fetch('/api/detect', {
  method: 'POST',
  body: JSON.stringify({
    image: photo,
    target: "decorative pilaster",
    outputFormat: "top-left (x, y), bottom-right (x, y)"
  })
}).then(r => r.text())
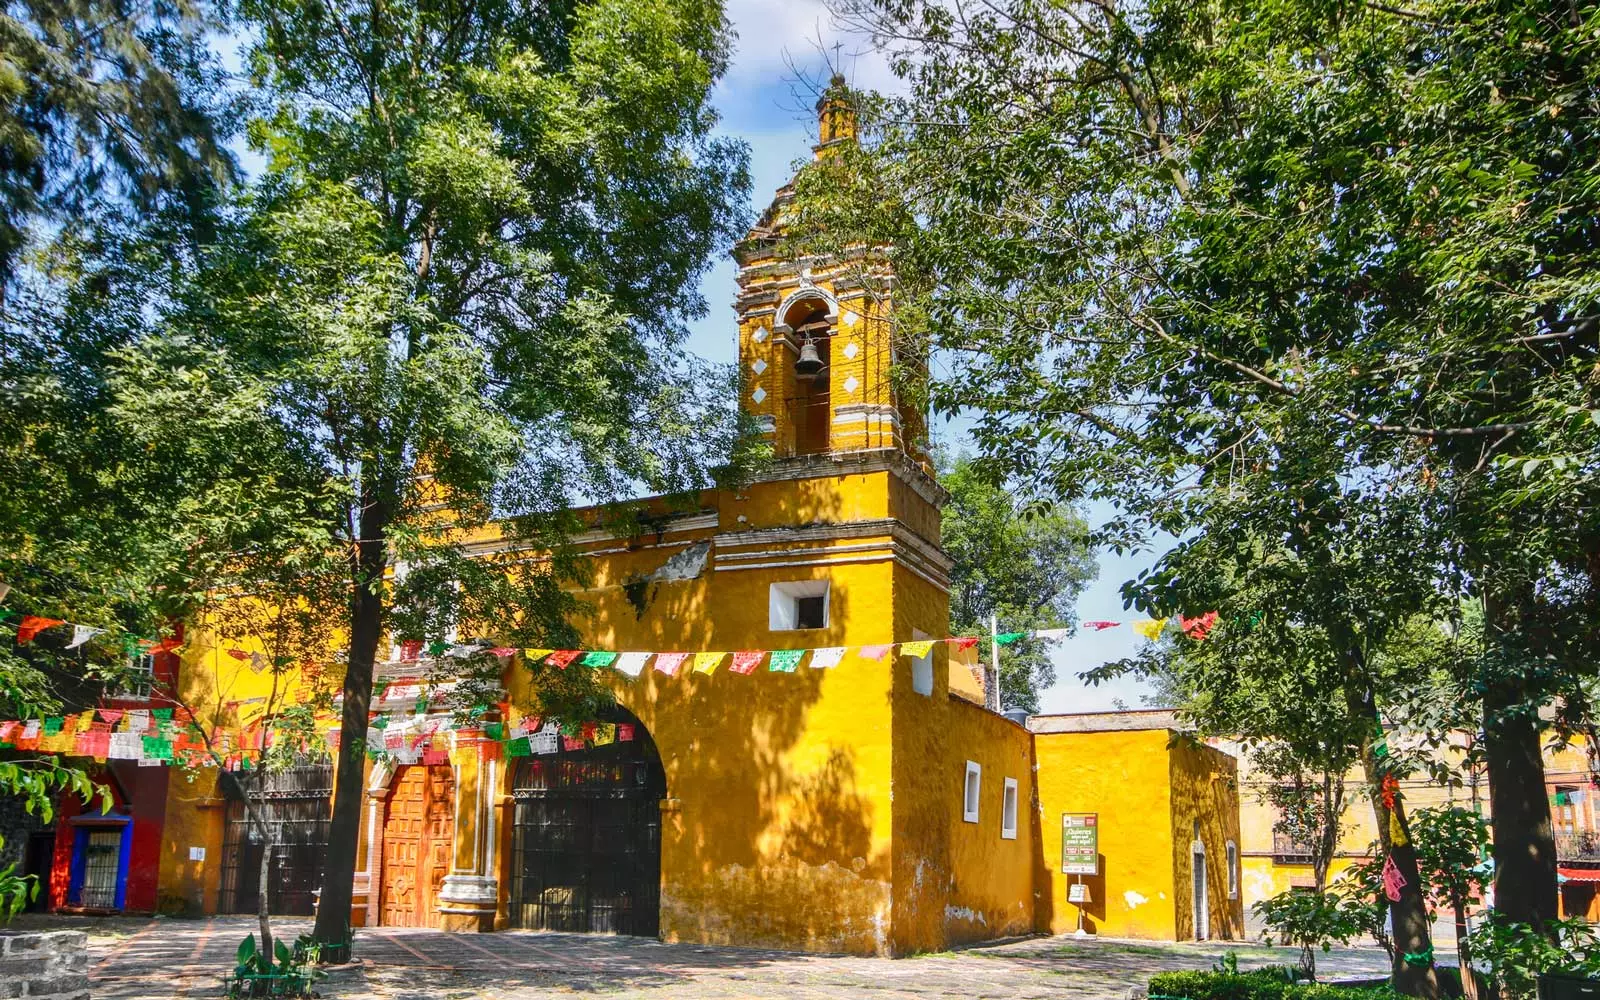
top-left (436, 732), bottom-right (497, 931)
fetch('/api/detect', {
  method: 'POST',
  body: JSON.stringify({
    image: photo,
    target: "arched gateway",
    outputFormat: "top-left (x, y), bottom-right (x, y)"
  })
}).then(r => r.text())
top-left (508, 708), bottom-right (665, 936)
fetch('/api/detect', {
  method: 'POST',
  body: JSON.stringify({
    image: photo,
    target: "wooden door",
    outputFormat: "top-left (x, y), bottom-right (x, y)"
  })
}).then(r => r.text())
top-left (379, 766), bottom-right (455, 927)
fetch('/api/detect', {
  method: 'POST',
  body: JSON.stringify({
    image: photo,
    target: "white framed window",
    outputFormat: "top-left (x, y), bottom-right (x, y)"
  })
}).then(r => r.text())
top-left (910, 627), bottom-right (934, 696)
top-left (769, 580), bottom-right (830, 630)
top-left (119, 653), bottom-right (155, 698)
top-left (963, 761), bottom-right (982, 823)
top-left (1227, 840), bottom-right (1239, 899)
top-left (1001, 777), bottom-right (1019, 839)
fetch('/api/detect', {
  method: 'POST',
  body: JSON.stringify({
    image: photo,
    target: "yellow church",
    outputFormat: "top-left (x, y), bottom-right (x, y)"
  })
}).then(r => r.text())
top-left (92, 84), bottom-right (1244, 955)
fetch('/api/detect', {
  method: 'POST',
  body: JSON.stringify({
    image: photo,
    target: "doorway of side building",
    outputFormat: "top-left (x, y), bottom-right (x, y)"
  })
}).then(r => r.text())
top-left (1191, 823), bottom-right (1209, 941)
top-left (377, 765), bottom-right (455, 928)
top-left (509, 710), bottom-right (665, 936)
top-left (219, 765), bottom-right (333, 916)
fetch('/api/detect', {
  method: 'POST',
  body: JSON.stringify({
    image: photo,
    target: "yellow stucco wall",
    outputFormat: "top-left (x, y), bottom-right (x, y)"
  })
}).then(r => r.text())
top-left (492, 467), bottom-right (932, 956)
top-left (1169, 738), bottom-right (1244, 941)
top-left (942, 698), bottom-right (1037, 945)
top-left (1035, 729), bottom-right (1180, 939)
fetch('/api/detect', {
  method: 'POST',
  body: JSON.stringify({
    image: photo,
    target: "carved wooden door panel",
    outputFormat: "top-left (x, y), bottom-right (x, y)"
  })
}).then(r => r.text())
top-left (380, 767), bottom-right (426, 927)
top-left (421, 767), bottom-right (455, 926)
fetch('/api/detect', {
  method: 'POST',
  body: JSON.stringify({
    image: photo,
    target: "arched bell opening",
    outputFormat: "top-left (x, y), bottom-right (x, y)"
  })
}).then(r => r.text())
top-left (781, 297), bottom-right (833, 456)
top-left (508, 705), bottom-right (666, 936)
top-left (218, 763), bottom-right (333, 916)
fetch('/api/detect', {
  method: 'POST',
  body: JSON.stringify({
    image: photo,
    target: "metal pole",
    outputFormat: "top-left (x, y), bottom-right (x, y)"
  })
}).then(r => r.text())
top-left (989, 613), bottom-right (1000, 712)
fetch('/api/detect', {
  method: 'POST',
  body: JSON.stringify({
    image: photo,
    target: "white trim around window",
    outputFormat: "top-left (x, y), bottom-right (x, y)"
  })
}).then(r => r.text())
top-left (963, 760), bottom-right (981, 823)
top-left (1001, 777), bottom-right (1019, 840)
top-left (1226, 839), bottom-right (1240, 899)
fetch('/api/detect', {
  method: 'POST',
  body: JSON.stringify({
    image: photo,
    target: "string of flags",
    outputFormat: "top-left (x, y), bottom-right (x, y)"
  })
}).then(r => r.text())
top-left (0, 605), bottom-right (181, 656)
top-left (0, 701), bottom-right (637, 771)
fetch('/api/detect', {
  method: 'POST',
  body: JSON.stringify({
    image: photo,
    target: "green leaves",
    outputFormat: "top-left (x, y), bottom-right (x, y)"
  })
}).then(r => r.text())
top-left (940, 454), bottom-right (1095, 712)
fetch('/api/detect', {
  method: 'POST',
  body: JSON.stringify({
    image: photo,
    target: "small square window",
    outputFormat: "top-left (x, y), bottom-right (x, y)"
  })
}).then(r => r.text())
top-left (963, 761), bottom-right (981, 823)
top-left (119, 654), bottom-right (155, 698)
top-left (1001, 777), bottom-right (1019, 840)
top-left (769, 580), bottom-right (830, 631)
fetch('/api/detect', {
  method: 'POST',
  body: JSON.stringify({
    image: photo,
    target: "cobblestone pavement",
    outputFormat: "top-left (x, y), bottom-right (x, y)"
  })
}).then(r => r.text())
top-left (8, 914), bottom-right (1399, 999)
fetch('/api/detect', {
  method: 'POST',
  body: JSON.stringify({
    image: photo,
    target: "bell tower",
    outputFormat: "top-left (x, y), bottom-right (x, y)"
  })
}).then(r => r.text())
top-left (732, 75), bottom-right (929, 468)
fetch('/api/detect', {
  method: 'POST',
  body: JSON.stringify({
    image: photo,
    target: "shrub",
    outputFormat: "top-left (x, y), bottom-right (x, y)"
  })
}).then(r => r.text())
top-left (1470, 914), bottom-right (1600, 1000)
top-left (1149, 970), bottom-right (1396, 1000)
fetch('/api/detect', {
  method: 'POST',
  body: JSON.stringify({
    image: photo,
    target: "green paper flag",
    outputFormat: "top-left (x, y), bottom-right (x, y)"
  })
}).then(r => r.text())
top-left (43, 717), bottom-right (64, 735)
top-left (768, 649), bottom-right (805, 673)
top-left (484, 723), bottom-right (505, 741)
top-left (152, 708), bottom-right (173, 722)
top-left (996, 632), bottom-right (1027, 645)
top-left (581, 651), bottom-right (618, 668)
top-left (427, 640), bottom-right (449, 656)
top-left (506, 736), bottom-right (532, 757)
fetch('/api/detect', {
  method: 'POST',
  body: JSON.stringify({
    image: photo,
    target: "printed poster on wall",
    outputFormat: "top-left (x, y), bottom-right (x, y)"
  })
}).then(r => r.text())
top-left (1062, 813), bottom-right (1099, 875)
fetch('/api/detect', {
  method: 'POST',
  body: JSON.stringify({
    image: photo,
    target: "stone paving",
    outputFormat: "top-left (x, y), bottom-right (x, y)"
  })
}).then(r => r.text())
top-left (6, 914), bottom-right (1400, 999)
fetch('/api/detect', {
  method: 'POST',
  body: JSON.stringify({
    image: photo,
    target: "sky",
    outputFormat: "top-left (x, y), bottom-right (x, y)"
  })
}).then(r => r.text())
top-left (687, 1), bottom-right (1168, 714)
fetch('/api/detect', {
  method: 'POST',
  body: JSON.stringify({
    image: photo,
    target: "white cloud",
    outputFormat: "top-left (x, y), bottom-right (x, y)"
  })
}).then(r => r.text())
top-left (721, 0), bottom-right (901, 94)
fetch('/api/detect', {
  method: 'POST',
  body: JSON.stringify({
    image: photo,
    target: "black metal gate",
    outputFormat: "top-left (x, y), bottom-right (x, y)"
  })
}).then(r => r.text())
top-left (219, 764), bottom-right (333, 916)
top-left (510, 717), bottom-right (665, 936)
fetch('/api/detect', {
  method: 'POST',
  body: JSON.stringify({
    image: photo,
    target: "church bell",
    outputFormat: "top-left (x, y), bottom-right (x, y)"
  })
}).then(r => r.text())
top-left (794, 336), bottom-right (824, 380)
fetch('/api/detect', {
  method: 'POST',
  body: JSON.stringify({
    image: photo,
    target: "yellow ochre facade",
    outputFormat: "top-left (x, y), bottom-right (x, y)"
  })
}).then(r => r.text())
top-left (139, 81), bottom-right (1243, 955)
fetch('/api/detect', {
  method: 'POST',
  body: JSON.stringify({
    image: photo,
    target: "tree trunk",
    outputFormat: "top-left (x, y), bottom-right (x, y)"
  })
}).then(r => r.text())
top-left (1455, 898), bottom-right (1478, 1000)
top-left (1347, 685), bottom-right (1440, 999)
top-left (257, 830), bottom-right (274, 969)
top-left (312, 505), bottom-right (389, 956)
top-left (1482, 681), bottom-right (1557, 928)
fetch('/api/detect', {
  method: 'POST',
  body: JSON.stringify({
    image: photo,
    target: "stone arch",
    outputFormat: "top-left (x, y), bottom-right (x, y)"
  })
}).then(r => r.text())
top-left (773, 286), bottom-right (839, 335)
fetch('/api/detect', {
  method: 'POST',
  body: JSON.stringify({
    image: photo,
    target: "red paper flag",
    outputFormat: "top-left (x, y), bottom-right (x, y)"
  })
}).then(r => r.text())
top-left (16, 616), bottom-right (65, 644)
top-left (1083, 620), bottom-right (1121, 631)
top-left (616, 723), bottom-right (635, 742)
top-left (947, 636), bottom-right (980, 650)
top-left (1181, 612), bottom-right (1219, 640)
top-left (729, 651), bottom-right (765, 675)
top-left (545, 650), bottom-right (581, 670)
top-left (226, 649), bottom-right (249, 660)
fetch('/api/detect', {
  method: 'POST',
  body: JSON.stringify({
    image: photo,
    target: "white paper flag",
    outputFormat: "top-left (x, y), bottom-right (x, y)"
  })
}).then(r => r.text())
top-left (1031, 627), bottom-right (1072, 640)
top-left (531, 726), bottom-right (560, 755)
top-left (249, 652), bottom-right (269, 674)
top-left (614, 652), bottom-right (652, 677)
top-left (65, 625), bottom-right (104, 649)
top-left (0, 582), bottom-right (11, 602)
top-left (109, 732), bottom-right (142, 759)
top-left (809, 646), bottom-right (847, 669)
top-left (127, 709), bottom-right (150, 733)
top-left (21, 720), bottom-right (40, 740)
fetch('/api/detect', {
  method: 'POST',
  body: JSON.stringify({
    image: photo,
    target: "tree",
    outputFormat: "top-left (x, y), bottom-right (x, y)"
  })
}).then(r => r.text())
top-left (940, 454), bottom-right (1094, 712)
top-left (1253, 742), bottom-right (1352, 897)
top-left (0, 0), bottom-right (236, 291)
top-left (806, 0), bottom-right (1599, 964)
top-left (100, 0), bottom-right (750, 954)
top-left (1412, 806), bottom-right (1491, 1000)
